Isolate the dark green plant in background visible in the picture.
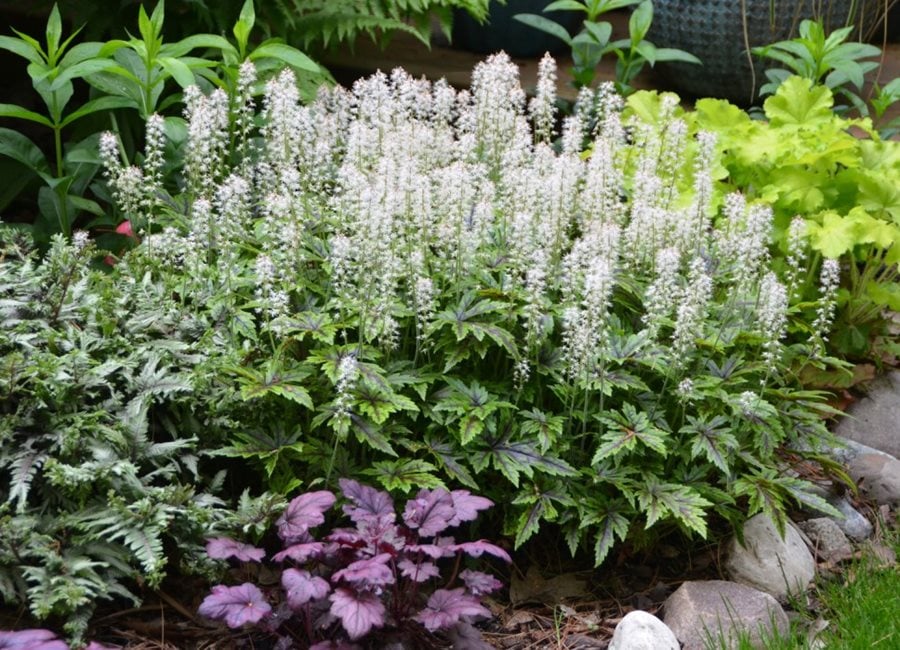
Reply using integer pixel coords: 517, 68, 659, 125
515, 0, 700, 92
0, 0, 326, 249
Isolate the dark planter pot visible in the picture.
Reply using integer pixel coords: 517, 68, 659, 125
452, 0, 582, 58
649, 0, 858, 104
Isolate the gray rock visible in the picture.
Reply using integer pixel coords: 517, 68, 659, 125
608, 610, 679, 650
664, 580, 789, 650
848, 453, 900, 506
827, 496, 873, 541
834, 370, 900, 458
797, 518, 853, 562
725, 514, 816, 599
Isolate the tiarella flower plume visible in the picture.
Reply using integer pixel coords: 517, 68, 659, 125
756, 272, 788, 374
672, 256, 713, 363
529, 53, 557, 144
784, 217, 807, 298
812, 258, 841, 348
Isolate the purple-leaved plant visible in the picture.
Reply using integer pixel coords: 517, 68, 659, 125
198, 479, 509, 646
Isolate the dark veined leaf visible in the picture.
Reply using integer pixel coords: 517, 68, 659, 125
366, 459, 444, 493
282, 568, 330, 609
451, 540, 512, 563
415, 587, 491, 632
205, 537, 265, 562
329, 587, 386, 640
198, 583, 272, 628
460, 569, 502, 596
398, 558, 440, 582
333, 553, 395, 587
272, 542, 326, 563
477, 436, 577, 487
635, 477, 711, 537
681, 414, 738, 476
449, 490, 493, 526
403, 488, 455, 537
581, 499, 631, 566
276, 491, 336, 542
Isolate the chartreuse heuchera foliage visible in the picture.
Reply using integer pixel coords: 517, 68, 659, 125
199, 480, 508, 646
693, 77, 900, 361
0, 52, 854, 641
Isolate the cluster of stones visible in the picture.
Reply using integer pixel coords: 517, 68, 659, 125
607, 371, 900, 650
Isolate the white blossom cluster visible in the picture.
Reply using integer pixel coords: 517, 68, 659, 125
102, 53, 805, 385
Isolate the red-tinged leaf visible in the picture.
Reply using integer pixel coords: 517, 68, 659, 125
276, 490, 336, 542
0, 629, 67, 650
459, 569, 502, 596
452, 540, 512, 563
273, 541, 326, 563
329, 587, 386, 640
414, 588, 491, 631
198, 583, 272, 628
398, 558, 440, 582
449, 490, 493, 526
282, 568, 330, 609
403, 488, 455, 537
339, 479, 395, 524
407, 543, 455, 559
332, 553, 395, 587
206, 537, 265, 562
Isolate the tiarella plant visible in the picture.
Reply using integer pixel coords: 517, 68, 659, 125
3, 53, 858, 644
96, 52, 843, 565
199, 479, 508, 646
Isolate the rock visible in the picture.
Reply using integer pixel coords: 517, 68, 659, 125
797, 518, 853, 562
664, 580, 789, 650
827, 496, 873, 542
608, 611, 679, 650
834, 370, 900, 458
725, 514, 816, 599
848, 453, 900, 506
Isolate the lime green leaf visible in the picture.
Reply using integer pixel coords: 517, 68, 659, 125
805, 211, 857, 257
764, 76, 834, 126
0, 35, 44, 66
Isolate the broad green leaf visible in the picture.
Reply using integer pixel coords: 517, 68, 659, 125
0, 104, 53, 127
367, 459, 443, 493
805, 211, 857, 257
513, 14, 573, 46
250, 42, 319, 73
46, 4, 63, 61
158, 56, 196, 89
0, 128, 50, 180
50, 58, 120, 90
60, 95, 133, 128
163, 34, 236, 59
654, 47, 701, 64
628, 1, 653, 46
764, 76, 834, 126
0, 35, 44, 66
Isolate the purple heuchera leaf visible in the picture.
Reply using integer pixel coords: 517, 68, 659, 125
276, 491, 336, 542
0, 630, 67, 650
452, 540, 512, 563
339, 479, 395, 525
414, 588, 491, 632
406, 542, 454, 559
449, 491, 493, 527
329, 587, 386, 640
206, 537, 265, 562
397, 558, 440, 582
403, 488, 455, 537
198, 583, 272, 628
282, 568, 330, 609
272, 541, 326, 563
459, 569, 503, 596
332, 553, 395, 587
